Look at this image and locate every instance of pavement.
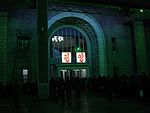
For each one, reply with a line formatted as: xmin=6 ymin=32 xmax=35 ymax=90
xmin=0 ymin=94 xmax=150 ymax=113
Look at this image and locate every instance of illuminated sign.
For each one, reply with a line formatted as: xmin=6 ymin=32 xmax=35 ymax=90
xmin=23 ymin=69 xmax=28 ymax=75
xmin=62 ymin=52 xmax=72 ymax=63
xmin=52 ymin=36 xmax=64 ymax=42
xmin=76 ymin=52 xmax=86 ymax=63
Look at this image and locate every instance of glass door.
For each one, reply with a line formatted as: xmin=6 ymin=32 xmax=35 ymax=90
xmin=73 ymin=69 xmax=80 ymax=78
xmin=80 ymin=69 xmax=86 ymax=78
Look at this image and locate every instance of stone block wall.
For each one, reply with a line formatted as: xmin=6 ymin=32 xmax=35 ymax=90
xmin=93 ymin=14 xmax=134 ymax=76
xmin=0 ymin=12 xmax=8 ymax=82
xmin=7 ymin=9 xmax=37 ymax=81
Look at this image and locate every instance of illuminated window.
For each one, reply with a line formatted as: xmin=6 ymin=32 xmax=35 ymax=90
xmin=23 ymin=69 xmax=28 ymax=83
xmin=51 ymin=27 xmax=87 ymax=64
xmin=23 ymin=69 xmax=28 ymax=75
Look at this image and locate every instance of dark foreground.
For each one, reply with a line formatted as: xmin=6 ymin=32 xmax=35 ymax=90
xmin=0 ymin=94 xmax=150 ymax=113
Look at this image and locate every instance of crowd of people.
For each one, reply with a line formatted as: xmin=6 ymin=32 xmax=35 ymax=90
xmin=0 ymin=81 xmax=37 ymax=100
xmin=0 ymin=72 xmax=150 ymax=105
xmin=49 ymin=73 xmax=150 ymax=103
xmin=0 ymin=80 xmax=38 ymax=108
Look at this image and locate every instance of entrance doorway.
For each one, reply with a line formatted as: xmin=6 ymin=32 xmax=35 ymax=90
xmin=60 ymin=68 xmax=87 ymax=80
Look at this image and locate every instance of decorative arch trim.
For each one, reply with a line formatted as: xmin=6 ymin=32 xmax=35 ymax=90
xmin=48 ymin=12 xmax=107 ymax=75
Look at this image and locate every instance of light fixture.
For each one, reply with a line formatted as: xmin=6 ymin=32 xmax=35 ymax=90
xmin=52 ymin=36 xmax=64 ymax=42
xmin=76 ymin=47 xmax=81 ymax=52
xmin=140 ymin=9 xmax=144 ymax=13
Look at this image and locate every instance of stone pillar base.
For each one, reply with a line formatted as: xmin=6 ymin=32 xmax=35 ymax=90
xmin=38 ymin=83 xmax=49 ymax=100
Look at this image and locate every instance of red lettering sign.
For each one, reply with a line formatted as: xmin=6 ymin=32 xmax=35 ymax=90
xmin=62 ymin=52 xmax=71 ymax=63
xmin=76 ymin=52 xmax=86 ymax=63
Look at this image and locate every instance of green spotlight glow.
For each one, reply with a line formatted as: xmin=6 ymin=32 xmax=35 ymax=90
xmin=76 ymin=47 xmax=81 ymax=52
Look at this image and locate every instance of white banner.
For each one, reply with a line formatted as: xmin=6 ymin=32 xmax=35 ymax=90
xmin=76 ymin=52 xmax=86 ymax=63
xmin=62 ymin=52 xmax=72 ymax=63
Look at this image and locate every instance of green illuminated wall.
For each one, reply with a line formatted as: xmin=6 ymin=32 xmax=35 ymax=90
xmin=144 ymin=20 xmax=150 ymax=73
xmin=7 ymin=17 xmax=19 ymax=81
xmin=0 ymin=12 xmax=8 ymax=82
xmin=92 ymin=15 xmax=134 ymax=76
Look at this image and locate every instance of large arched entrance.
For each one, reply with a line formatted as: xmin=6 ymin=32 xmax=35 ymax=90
xmin=48 ymin=12 xmax=107 ymax=79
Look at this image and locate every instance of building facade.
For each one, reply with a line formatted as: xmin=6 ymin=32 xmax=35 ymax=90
xmin=0 ymin=2 xmax=150 ymax=84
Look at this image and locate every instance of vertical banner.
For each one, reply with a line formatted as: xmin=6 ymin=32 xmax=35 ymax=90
xmin=62 ymin=52 xmax=72 ymax=63
xmin=76 ymin=52 xmax=86 ymax=63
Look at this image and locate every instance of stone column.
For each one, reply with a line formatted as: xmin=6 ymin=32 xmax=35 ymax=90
xmin=133 ymin=20 xmax=148 ymax=74
xmin=37 ymin=0 xmax=49 ymax=99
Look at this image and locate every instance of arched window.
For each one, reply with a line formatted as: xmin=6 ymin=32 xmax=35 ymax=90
xmin=51 ymin=27 xmax=87 ymax=64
